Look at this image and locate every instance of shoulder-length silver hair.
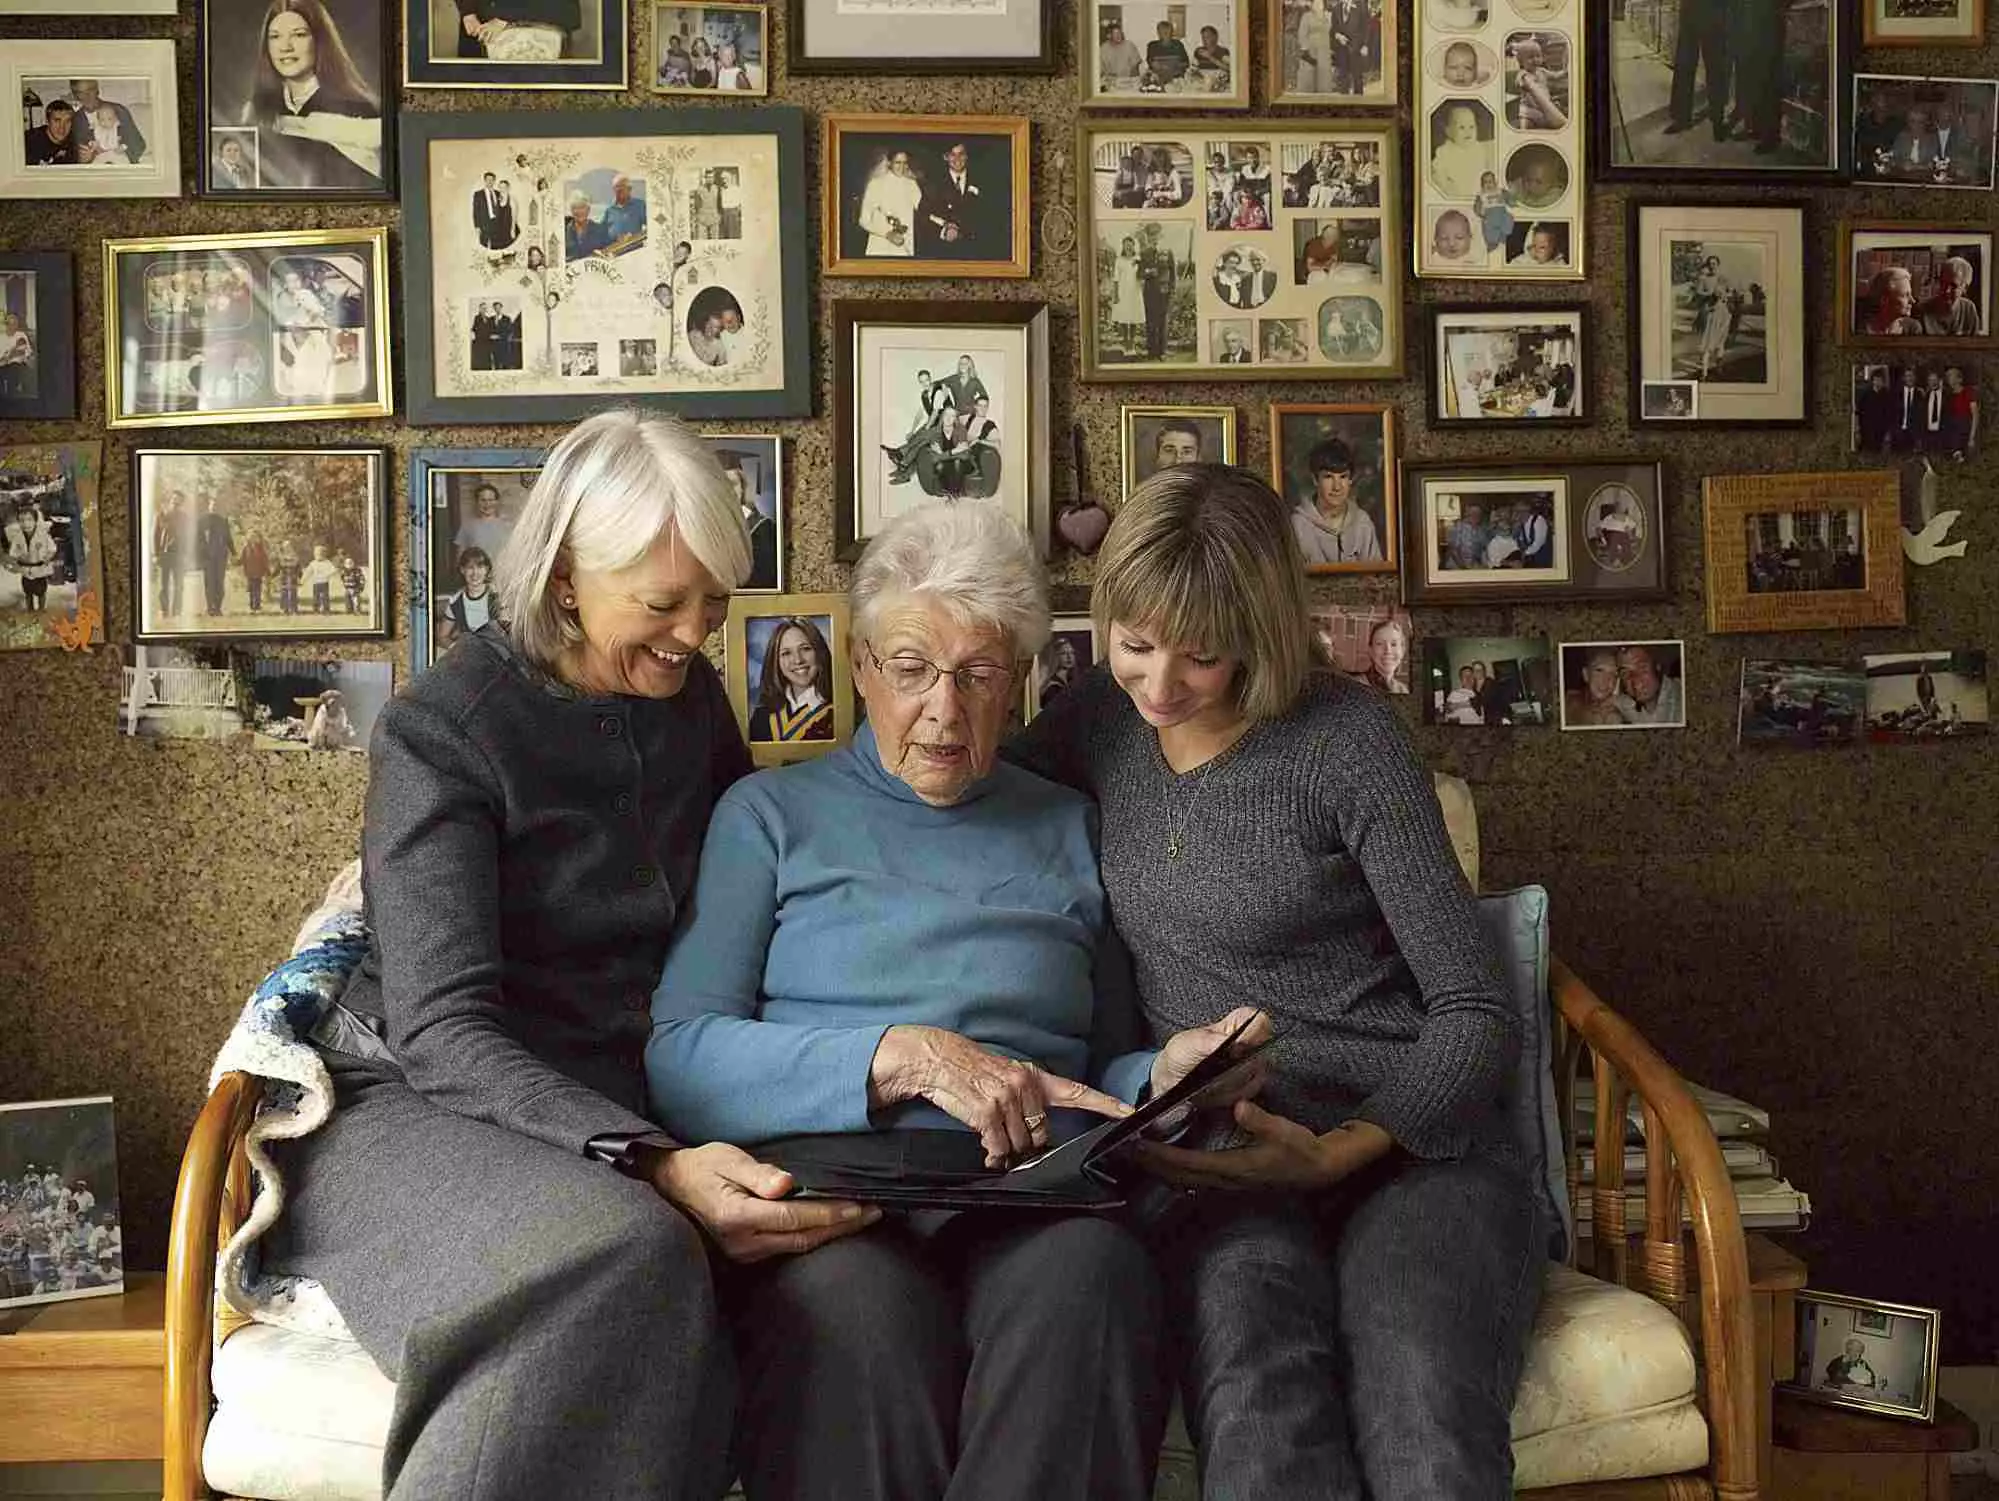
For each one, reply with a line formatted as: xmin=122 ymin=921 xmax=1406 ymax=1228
xmin=851 ymin=501 xmax=1050 ymax=659
xmin=497 ymin=409 xmax=751 ymax=673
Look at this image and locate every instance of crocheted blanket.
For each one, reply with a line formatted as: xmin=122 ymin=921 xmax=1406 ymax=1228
xmin=207 ymin=861 xmax=369 ymax=1341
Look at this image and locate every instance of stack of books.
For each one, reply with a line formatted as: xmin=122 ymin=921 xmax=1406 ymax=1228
xmin=1573 ymin=1079 xmax=1811 ymax=1236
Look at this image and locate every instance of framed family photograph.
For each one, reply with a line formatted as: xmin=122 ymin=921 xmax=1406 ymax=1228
xmin=1840 ymin=223 xmax=1994 ymax=348
xmin=833 ymin=300 xmax=1050 ymax=563
xmin=0 ymin=1096 xmax=125 ymax=1310
xmin=1415 ymin=1 xmax=1585 ymax=280
xmin=1863 ymin=0 xmax=1987 ymax=47
xmin=1079 ymin=120 xmax=1402 ymax=379
xmin=3 ymin=41 xmax=181 ymax=200
xmin=200 ymin=0 xmax=394 ymax=198
xmin=1401 ymin=456 xmax=1667 ymax=605
xmin=1 ymin=441 xmax=106 ymax=652
xmin=651 ymin=2 xmax=767 ymax=94
xmin=1783 ymin=1290 xmax=1941 ymax=1422
xmin=1084 ymin=0 xmax=1249 ymax=109
xmin=1269 ymin=402 xmax=1396 ymax=574
xmin=1629 ymin=201 xmax=1810 ymax=427
xmin=104 ymin=228 xmax=394 ymax=430
xmin=1271 ymin=0 xmax=1396 ymax=106
xmin=1866 ymin=649 xmax=1988 ymax=741
xmin=408 ymin=446 xmax=541 ymax=669
xmin=725 ymin=592 xmax=855 ymax=765
xmin=823 ymin=114 xmax=1031 ymax=280
xmin=788 ymin=0 xmax=1053 ymax=73
xmin=406 ymin=0 xmax=626 ymax=87
xmin=1421 ymin=634 xmax=1553 ymax=728
xmin=1427 ymin=303 xmax=1586 ymax=425
xmin=0 ymin=253 xmax=76 ymax=421
xmin=400 ymin=107 xmax=809 ymax=423
xmin=1702 ymin=469 xmax=1905 ymax=634
xmin=1121 ymin=405 xmax=1236 ymax=496
xmin=1028 ymin=614 xmax=1099 ymax=722
xmin=1852 ymin=74 xmax=1997 ymax=191
xmin=129 ymin=446 xmax=390 ymax=642
xmin=1558 ymin=639 xmax=1686 ymax=732
xmin=1590 ymin=0 xmax=1845 ymax=181
xmin=1851 ymin=360 xmax=1982 ymax=459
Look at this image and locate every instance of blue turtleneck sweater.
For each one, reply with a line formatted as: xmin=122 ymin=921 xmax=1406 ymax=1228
xmin=645 ymin=722 xmax=1157 ymax=1146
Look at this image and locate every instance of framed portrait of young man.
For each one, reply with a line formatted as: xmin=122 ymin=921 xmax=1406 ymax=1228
xmin=2 ymin=40 xmax=181 ymax=200
xmin=1269 ymin=0 xmax=1397 ymax=107
xmin=408 ymin=446 xmax=542 ymax=669
xmin=725 ymin=592 xmax=856 ymax=766
xmin=823 ymin=115 xmax=1031 ymax=280
xmin=0 ymin=253 xmax=77 ymax=421
xmin=1120 ymin=405 xmax=1236 ymax=496
xmin=1269 ymin=402 xmax=1397 ymax=574
xmin=405 ymin=0 xmax=627 ymax=87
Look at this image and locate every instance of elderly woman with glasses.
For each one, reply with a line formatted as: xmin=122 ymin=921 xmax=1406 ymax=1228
xmin=647 ymin=500 xmax=1248 ymax=1501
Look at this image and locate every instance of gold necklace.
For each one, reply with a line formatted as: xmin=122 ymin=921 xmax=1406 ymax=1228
xmin=1164 ymin=757 xmax=1220 ymax=861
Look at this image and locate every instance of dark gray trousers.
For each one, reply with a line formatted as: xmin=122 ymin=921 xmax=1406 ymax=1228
xmin=264 ymin=1060 xmax=734 ymax=1501
xmin=724 ymin=1213 xmax=1170 ymax=1501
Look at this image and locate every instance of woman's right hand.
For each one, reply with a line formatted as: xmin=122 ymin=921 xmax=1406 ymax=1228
xmin=650 ymin=1142 xmax=880 ymax=1264
xmin=869 ymin=1025 xmax=1132 ymax=1167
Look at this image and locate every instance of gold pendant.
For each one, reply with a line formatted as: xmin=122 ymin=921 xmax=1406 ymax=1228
xmin=1167 ymin=833 xmax=1182 ymax=860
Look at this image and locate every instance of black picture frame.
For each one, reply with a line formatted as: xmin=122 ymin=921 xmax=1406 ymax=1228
xmin=1588 ymin=1 xmax=1850 ymax=184
xmin=0 ymin=252 xmax=77 ymax=421
xmin=196 ymin=0 xmax=398 ymax=200
xmin=787 ymin=0 xmax=1055 ymax=75
xmin=1425 ymin=302 xmax=1590 ymax=429
xmin=404 ymin=0 xmax=628 ymax=88
xmin=398 ymin=106 xmax=811 ymax=423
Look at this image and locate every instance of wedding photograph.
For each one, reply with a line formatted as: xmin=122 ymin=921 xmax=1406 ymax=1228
xmin=825 ymin=115 xmax=1029 ymax=277
xmin=1271 ymin=0 xmax=1394 ymax=106
xmin=1092 ymin=220 xmax=1198 ymax=368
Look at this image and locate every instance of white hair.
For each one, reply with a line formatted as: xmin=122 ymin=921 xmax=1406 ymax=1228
xmin=851 ymin=502 xmax=1050 ymax=659
xmin=496 ymin=409 xmax=751 ymax=673
xmin=1944 ymin=255 xmax=1974 ymax=288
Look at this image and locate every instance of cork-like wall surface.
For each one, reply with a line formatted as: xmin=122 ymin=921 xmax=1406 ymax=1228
xmin=1 ymin=1 xmax=1995 ymax=1358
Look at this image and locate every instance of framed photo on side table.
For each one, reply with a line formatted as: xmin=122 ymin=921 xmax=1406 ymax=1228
xmin=1121 ymin=404 xmax=1236 ymax=496
xmin=1 ymin=41 xmax=181 ymax=200
xmin=0 ymin=253 xmax=77 ymax=421
xmin=1783 ymin=1290 xmax=1940 ymax=1422
xmin=823 ymin=115 xmax=1031 ymax=280
xmin=1701 ymin=469 xmax=1904 ymax=635
xmin=104 ymin=228 xmax=394 ymax=430
xmin=1269 ymin=402 xmax=1396 ymax=574
xmin=1862 ymin=0 xmax=1987 ymax=48
xmin=400 ymin=107 xmax=809 ymax=423
xmin=1270 ymin=0 xmax=1397 ymax=107
xmin=1427 ymin=302 xmax=1586 ymax=425
xmin=651 ymin=2 xmax=768 ymax=95
xmin=129 ymin=446 xmax=390 ymax=642
xmin=1851 ymin=74 xmax=1998 ymax=192
xmin=406 ymin=0 xmax=627 ymax=87
xmin=1840 ymin=223 xmax=1994 ymax=349
xmin=1082 ymin=0 xmax=1250 ymax=110
xmin=725 ymin=593 xmax=855 ymax=766
xmin=1400 ymin=456 xmax=1666 ymax=605
xmin=789 ymin=0 xmax=1053 ymax=74
xmin=1629 ymin=202 xmax=1810 ymax=428
xmin=409 ymin=447 xmax=542 ymax=670
xmin=0 ymin=1096 xmax=125 ymax=1309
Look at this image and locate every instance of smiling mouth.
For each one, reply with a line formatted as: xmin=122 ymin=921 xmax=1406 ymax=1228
xmin=643 ymin=645 xmax=690 ymax=667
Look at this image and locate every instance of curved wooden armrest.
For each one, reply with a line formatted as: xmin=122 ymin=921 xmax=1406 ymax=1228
xmin=164 ymin=1072 xmax=264 ymax=1501
xmin=1551 ymin=958 xmax=1758 ymax=1501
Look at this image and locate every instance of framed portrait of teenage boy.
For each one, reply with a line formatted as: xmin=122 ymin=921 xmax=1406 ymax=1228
xmin=0 ymin=253 xmax=77 ymax=421
xmin=104 ymin=227 xmax=394 ymax=430
xmin=2 ymin=40 xmax=181 ymax=200
xmin=1269 ymin=402 xmax=1396 ymax=574
xmin=789 ymin=0 xmax=1053 ymax=74
xmin=405 ymin=0 xmax=627 ymax=87
xmin=400 ymin=107 xmax=809 ymax=423
xmin=1270 ymin=0 xmax=1397 ymax=107
xmin=824 ymin=114 xmax=1031 ymax=280
xmin=725 ymin=592 xmax=856 ymax=766
xmin=408 ymin=446 xmax=542 ymax=669
xmin=199 ymin=0 xmax=395 ymax=198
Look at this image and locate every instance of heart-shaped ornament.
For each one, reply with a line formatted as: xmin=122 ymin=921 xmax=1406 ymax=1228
xmin=1057 ymin=502 xmax=1111 ymax=555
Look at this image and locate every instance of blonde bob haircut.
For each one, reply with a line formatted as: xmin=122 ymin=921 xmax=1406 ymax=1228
xmin=497 ymin=408 xmax=752 ymax=673
xmin=1092 ymin=463 xmax=1314 ymax=723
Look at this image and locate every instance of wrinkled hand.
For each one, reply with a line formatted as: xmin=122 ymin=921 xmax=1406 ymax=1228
xmin=651 ymin=1142 xmax=879 ymax=1264
xmin=1148 ymin=1006 xmax=1271 ymax=1108
xmin=1134 ymin=1101 xmax=1392 ymax=1192
xmin=871 ymin=1024 xmax=1131 ymax=1167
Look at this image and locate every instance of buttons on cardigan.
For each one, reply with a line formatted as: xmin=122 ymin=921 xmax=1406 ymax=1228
xmin=599 ymin=716 xmax=624 ymax=738
xmin=632 ymin=864 xmax=658 ymax=887
xmin=613 ymin=792 xmax=634 ymax=815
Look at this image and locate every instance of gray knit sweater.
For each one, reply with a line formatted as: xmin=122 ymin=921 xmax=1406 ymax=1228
xmin=1010 ymin=666 xmax=1518 ymax=1164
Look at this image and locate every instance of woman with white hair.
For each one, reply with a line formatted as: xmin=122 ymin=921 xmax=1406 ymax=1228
xmin=260 ymin=410 xmax=876 ymax=1501
xmin=648 ymin=499 xmax=1248 ymax=1501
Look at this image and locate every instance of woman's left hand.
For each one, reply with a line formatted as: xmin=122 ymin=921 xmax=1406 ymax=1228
xmin=1132 ymin=1101 xmax=1394 ymax=1191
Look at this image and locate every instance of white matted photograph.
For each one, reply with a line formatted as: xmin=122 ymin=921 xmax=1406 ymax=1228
xmin=1786 ymin=1291 xmax=1940 ymax=1422
xmin=4 ymin=43 xmax=181 ymax=199
xmin=1558 ymin=639 xmax=1686 ymax=731
xmin=1423 ymin=475 xmax=1567 ymax=584
xmin=0 ymin=1095 xmax=125 ymax=1309
xmin=1864 ymin=649 xmax=1988 ymax=741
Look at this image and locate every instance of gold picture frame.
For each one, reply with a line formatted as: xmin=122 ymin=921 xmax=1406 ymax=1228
xmin=726 ymin=592 xmax=856 ymax=766
xmin=1862 ymin=0 xmax=1987 ymax=47
xmin=648 ymin=1 xmax=770 ymax=97
xmin=1270 ymin=402 xmax=1398 ymax=575
xmin=1782 ymin=1288 xmax=1941 ymax=1423
xmin=1119 ymin=404 xmax=1236 ymax=497
xmin=102 ymin=227 xmax=393 ymax=431
xmin=1702 ymin=470 xmax=1905 ymax=635
xmin=1267 ymin=0 xmax=1398 ymax=107
xmin=1080 ymin=0 xmax=1251 ymax=111
xmin=821 ymin=114 xmax=1033 ymax=280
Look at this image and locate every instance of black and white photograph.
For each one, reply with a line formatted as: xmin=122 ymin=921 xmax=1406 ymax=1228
xmin=1865 ymin=649 xmax=1988 ymax=741
xmin=1279 ymin=138 xmax=1383 ymax=208
xmin=1852 ymin=362 xmax=1981 ymax=458
xmin=616 ymin=338 xmax=655 ymax=376
xmin=1272 ymin=0 xmax=1394 ymax=106
xmin=1421 ymin=634 xmax=1553 ymax=727
xmin=1211 ymin=244 xmax=1279 ymax=309
xmin=245 ymin=656 xmax=392 ymax=752
xmin=1203 ymin=140 xmax=1275 ymax=230
xmin=653 ymin=2 xmax=768 ymax=95
xmin=1085 ymin=0 xmax=1248 ymax=107
xmin=1270 ymin=403 xmax=1395 ymax=574
xmin=1121 ymin=405 xmax=1236 ymax=496
xmin=873 ymin=353 xmax=1006 ymax=504
xmin=1424 ymin=476 xmax=1567 ymax=584
xmin=1504 ymin=141 xmax=1568 ymax=209
xmin=130 ymin=446 xmax=388 ymax=641
xmin=710 ymin=434 xmax=783 ymax=592
xmin=1844 ymin=227 xmax=1994 ymax=346
xmin=1260 ymin=317 xmax=1310 ymax=362
xmin=1212 ymin=320 xmax=1254 ymax=363
xmin=1641 ymin=379 xmax=1699 ymax=419
xmin=1864 ymin=0 xmax=1987 ymax=46
xmin=4 ymin=42 xmax=181 ymax=198
xmin=1426 ymin=97 xmax=1494 ymax=201
xmin=1558 ymin=639 xmax=1686 ymax=731
xmin=1671 ymin=237 xmax=1768 ymax=382
xmin=1429 ymin=304 xmax=1585 ymax=424
xmin=1099 ymin=138 xmax=1197 ymax=209
xmin=1425 ymin=33 xmax=1495 ymax=87
xmin=1316 ymin=296 xmax=1385 ymax=360
xmin=1505 ymin=218 xmax=1570 ymax=271
xmin=1852 ymin=74 xmax=1997 ymax=191
xmin=826 ymin=115 xmax=1029 ymax=278
xmin=1309 ymin=605 xmax=1411 ymax=694
xmin=559 ymin=341 xmax=600 ymax=376
xmin=201 ymin=0 xmax=391 ymax=198
xmin=406 ymin=0 xmax=623 ymax=87
xmin=1743 ymin=507 xmax=1867 ymax=594
xmin=726 ymin=591 xmax=854 ymax=763
xmin=1094 ymin=220 xmax=1198 ymax=367
xmin=1738 ymin=659 xmax=1867 ymax=748
xmin=2 ymin=442 xmax=106 ymax=651
xmin=1788 ymin=1293 xmax=1940 ymax=1420
xmin=0 ymin=1096 xmax=124 ymax=1309
xmin=1028 ymin=614 xmax=1098 ymax=721
xmin=1503 ymin=29 xmax=1569 ymax=131
xmin=467 ymin=297 xmax=525 ymax=371
xmin=116 ymin=644 xmax=246 ymax=739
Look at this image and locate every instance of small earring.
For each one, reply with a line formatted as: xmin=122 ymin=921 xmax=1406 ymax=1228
xmin=560 ymin=593 xmax=576 ymax=608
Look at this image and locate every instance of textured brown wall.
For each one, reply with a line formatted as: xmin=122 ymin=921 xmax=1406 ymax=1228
xmin=1 ymin=1 xmax=1995 ymax=1359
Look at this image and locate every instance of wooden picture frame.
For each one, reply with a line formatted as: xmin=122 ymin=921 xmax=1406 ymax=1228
xmin=1839 ymin=221 xmax=1995 ymax=350
xmin=2 ymin=41 xmax=182 ymax=200
xmin=129 ymin=446 xmax=391 ymax=643
xmin=0 ymin=252 xmax=77 ymax=421
xmin=788 ymin=0 xmax=1055 ymax=74
xmin=649 ymin=1 xmax=769 ymax=96
xmin=1427 ymin=301 xmax=1587 ymax=426
xmin=725 ymin=592 xmax=856 ymax=766
xmin=1401 ymin=455 xmax=1667 ymax=605
xmin=399 ymin=107 xmax=810 ymax=423
xmin=1269 ymin=402 xmax=1398 ymax=575
xmin=832 ymin=299 xmax=1051 ymax=563
xmin=1701 ymin=469 xmax=1904 ymax=635
xmin=1268 ymin=0 xmax=1397 ymax=108
xmin=103 ymin=227 xmax=394 ymax=430
xmin=1782 ymin=1290 xmax=1941 ymax=1423
xmin=1862 ymin=0 xmax=1987 ymax=48
xmin=1120 ymin=404 xmax=1236 ymax=497
xmin=1629 ymin=201 xmax=1811 ymax=428
xmin=822 ymin=114 xmax=1032 ymax=280
xmin=1081 ymin=0 xmax=1251 ymax=111
xmin=405 ymin=0 xmax=628 ymax=87
xmin=1078 ymin=119 xmax=1402 ymax=381
xmin=408 ymin=446 xmax=543 ymax=670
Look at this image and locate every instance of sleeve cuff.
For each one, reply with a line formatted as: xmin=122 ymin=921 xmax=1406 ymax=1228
xmin=584 ymin=1131 xmax=679 ymax=1176
xmin=1096 ymin=1048 xmax=1158 ymax=1109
